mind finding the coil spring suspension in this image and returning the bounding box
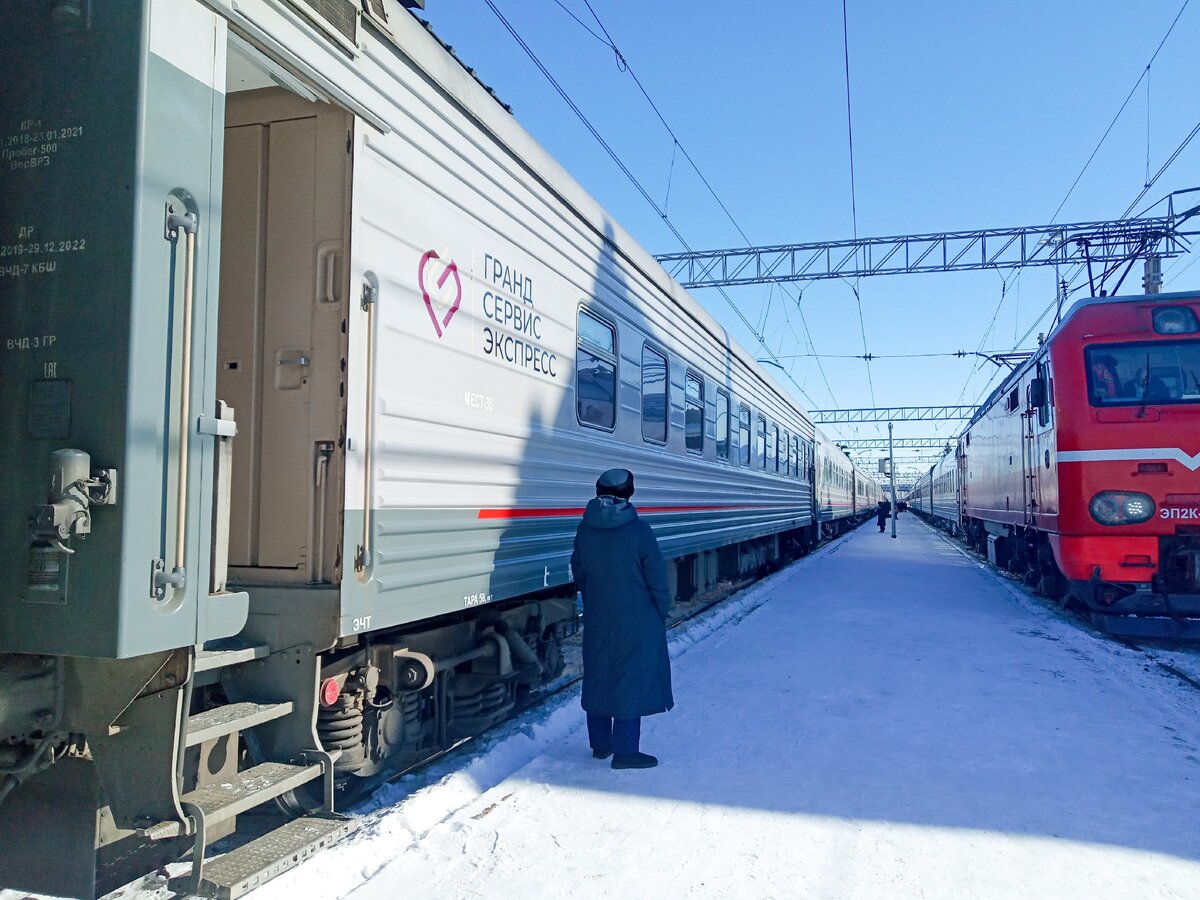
[317,694,366,771]
[400,693,422,741]
[453,682,508,717]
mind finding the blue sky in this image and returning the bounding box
[423,1,1200,475]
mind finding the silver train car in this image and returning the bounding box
[908,449,962,534]
[0,1,876,895]
[814,429,885,531]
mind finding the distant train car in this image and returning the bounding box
[909,449,960,533]
[956,290,1200,636]
[0,2,862,896]
[813,431,877,535]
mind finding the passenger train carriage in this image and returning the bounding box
[0,1,876,896]
[909,290,1200,637]
[908,449,960,534]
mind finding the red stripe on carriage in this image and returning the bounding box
[476,504,795,520]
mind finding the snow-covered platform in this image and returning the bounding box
[250,517,1200,899]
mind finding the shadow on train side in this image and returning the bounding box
[485,214,812,677]
[502,517,1200,865]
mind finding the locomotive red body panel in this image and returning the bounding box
[951,290,1200,631]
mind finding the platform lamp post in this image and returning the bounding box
[888,422,898,539]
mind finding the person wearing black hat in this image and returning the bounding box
[571,468,673,769]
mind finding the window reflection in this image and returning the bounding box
[642,345,668,443]
[685,372,704,453]
[1085,341,1200,407]
[577,309,616,429]
[716,390,730,460]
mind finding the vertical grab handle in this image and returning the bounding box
[157,202,199,594]
[355,273,379,576]
[316,241,342,306]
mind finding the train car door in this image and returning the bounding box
[1022,376,1036,525]
[805,438,818,529]
[1029,359,1055,525]
[218,87,350,581]
[957,436,968,522]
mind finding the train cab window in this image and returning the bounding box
[685,371,704,453]
[755,416,767,469]
[715,389,731,460]
[641,344,669,443]
[576,308,617,429]
[1085,341,1200,407]
[738,406,751,465]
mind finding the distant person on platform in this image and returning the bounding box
[571,468,673,770]
[877,499,891,533]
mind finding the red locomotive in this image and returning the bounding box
[918,289,1200,637]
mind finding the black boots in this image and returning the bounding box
[592,748,612,760]
[611,752,658,769]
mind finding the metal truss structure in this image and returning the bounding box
[835,437,954,451]
[810,406,977,424]
[862,453,949,466]
[655,204,1200,290]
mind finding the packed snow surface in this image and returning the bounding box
[41,517,1200,899]
[255,518,1200,899]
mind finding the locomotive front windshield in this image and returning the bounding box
[1086,341,1200,406]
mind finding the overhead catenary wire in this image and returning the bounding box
[954,0,1194,412]
[840,0,875,407]
[769,349,1035,361]
[1047,0,1190,226]
[569,0,839,407]
[954,1,1193,418]
[481,0,828,409]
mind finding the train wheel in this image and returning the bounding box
[540,629,565,682]
[1023,563,1039,588]
[1038,571,1066,601]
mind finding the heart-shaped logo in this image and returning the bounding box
[418,250,463,338]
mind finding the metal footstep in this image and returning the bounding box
[194,814,356,900]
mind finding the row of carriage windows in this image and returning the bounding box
[576,308,813,477]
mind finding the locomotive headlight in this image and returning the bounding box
[1152,306,1199,334]
[1089,490,1155,525]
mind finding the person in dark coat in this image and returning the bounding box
[876,499,891,532]
[571,468,672,770]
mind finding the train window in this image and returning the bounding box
[685,371,704,453]
[715,390,730,460]
[738,406,751,465]
[780,429,789,474]
[767,423,778,471]
[1085,341,1200,407]
[1005,386,1020,412]
[755,416,767,469]
[792,435,800,478]
[641,344,669,444]
[576,309,617,430]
